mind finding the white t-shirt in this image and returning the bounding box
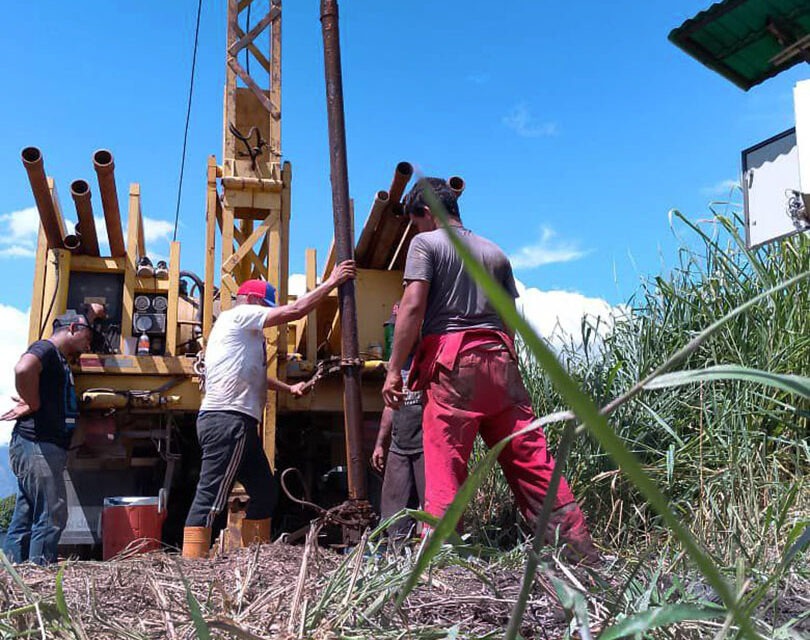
[200,305,270,420]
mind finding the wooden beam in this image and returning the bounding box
[223,214,277,275]
[137,208,146,258]
[166,242,180,355]
[270,7,282,158]
[220,197,235,311]
[228,7,280,57]
[28,227,48,344]
[121,184,141,347]
[47,178,68,239]
[227,58,280,120]
[203,156,218,341]
[305,248,318,363]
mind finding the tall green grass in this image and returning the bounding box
[408,186,810,639]
[517,211,809,567]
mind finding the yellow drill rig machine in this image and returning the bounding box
[20,0,419,554]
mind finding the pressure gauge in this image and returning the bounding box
[134,315,154,333]
[152,296,168,312]
[134,295,150,312]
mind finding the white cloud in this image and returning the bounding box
[0,246,36,258]
[0,305,30,445]
[0,207,39,259]
[288,273,307,297]
[0,207,174,259]
[515,280,623,353]
[502,102,558,138]
[701,179,740,197]
[142,217,175,244]
[509,227,589,269]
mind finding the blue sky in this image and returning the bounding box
[0,1,805,311]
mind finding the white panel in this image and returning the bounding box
[742,130,801,248]
[795,80,810,210]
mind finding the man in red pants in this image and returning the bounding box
[382,177,598,562]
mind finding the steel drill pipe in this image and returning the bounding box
[63,230,82,252]
[70,179,100,256]
[320,0,367,501]
[92,149,126,257]
[389,162,413,205]
[21,147,64,249]
[354,190,389,265]
[448,175,465,198]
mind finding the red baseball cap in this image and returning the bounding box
[237,279,277,307]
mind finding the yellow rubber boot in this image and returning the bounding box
[241,518,271,546]
[182,526,211,559]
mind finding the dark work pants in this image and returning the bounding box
[185,411,277,528]
[380,450,425,538]
[3,434,68,565]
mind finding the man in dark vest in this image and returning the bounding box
[2,312,92,564]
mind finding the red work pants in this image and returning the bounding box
[422,344,575,525]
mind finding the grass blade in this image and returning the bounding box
[644,365,810,398]
[598,605,726,640]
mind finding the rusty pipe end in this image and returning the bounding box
[93,149,114,172]
[396,162,414,178]
[375,190,389,203]
[448,175,465,197]
[63,232,82,252]
[70,179,91,199]
[21,146,43,168]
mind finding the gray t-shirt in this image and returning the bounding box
[403,227,519,335]
[390,368,423,454]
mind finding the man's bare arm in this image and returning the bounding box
[263,260,356,328]
[371,406,394,472]
[267,377,308,398]
[1,354,42,421]
[389,280,429,373]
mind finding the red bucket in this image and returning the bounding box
[102,496,166,560]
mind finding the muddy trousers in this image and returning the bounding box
[422,345,577,526]
[380,450,425,538]
[185,411,277,529]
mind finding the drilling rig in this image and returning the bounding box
[20,0,420,554]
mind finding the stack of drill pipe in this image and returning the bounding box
[68,179,100,256]
[93,149,126,257]
[363,162,414,268]
[20,147,64,250]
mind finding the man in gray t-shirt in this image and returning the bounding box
[383,177,598,564]
[404,227,519,336]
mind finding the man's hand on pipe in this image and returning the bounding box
[328,260,357,286]
[382,369,405,409]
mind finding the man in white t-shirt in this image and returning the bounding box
[183,260,356,558]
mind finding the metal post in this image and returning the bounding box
[320,0,367,502]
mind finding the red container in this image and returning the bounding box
[102,496,166,560]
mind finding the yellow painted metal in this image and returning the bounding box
[39,248,71,341]
[71,256,126,274]
[28,227,48,344]
[166,242,181,355]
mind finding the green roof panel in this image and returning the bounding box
[669,0,810,90]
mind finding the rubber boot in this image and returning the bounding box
[182,526,211,559]
[545,503,600,565]
[241,518,271,546]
